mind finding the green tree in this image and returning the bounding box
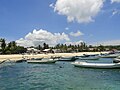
[0,38,6,54]
[7,41,17,54]
[43,43,49,49]
[15,46,27,54]
[38,45,42,50]
[98,45,105,51]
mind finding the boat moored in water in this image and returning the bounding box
[30,58,43,60]
[58,56,78,61]
[100,52,120,58]
[113,58,120,63]
[27,58,58,64]
[76,54,100,60]
[71,61,120,69]
[15,59,27,63]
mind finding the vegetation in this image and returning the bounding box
[35,42,120,53]
[34,42,120,53]
[53,42,89,53]
[0,38,27,54]
[0,38,120,54]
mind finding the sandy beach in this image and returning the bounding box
[0,52,108,62]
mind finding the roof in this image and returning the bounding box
[43,49,50,52]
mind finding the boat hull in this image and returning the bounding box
[72,62,120,69]
[15,59,27,63]
[27,59,57,64]
[30,58,43,60]
[113,58,120,63]
[78,57,99,60]
[100,54,120,58]
[58,56,77,61]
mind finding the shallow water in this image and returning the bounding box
[0,58,120,90]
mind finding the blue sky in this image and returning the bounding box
[0,0,120,47]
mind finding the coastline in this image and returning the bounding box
[0,52,108,62]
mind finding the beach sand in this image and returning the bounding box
[0,52,108,62]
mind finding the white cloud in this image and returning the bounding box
[111,0,120,3]
[53,0,104,23]
[49,3,54,8]
[69,31,84,37]
[65,40,84,45]
[16,38,34,47]
[16,29,70,47]
[91,40,120,46]
[112,9,120,16]
[65,27,69,30]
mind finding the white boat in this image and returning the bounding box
[71,61,120,69]
[77,54,100,60]
[27,58,57,64]
[113,58,120,63]
[15,59,27,63]
[58,56,78,61]
[100,53,120,58]
[30,58,43,60]
[78,56,99,60]
[117,56,120,59]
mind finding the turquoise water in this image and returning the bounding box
[0,58,120,90]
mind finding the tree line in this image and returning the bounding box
[0,38,27,54]
[35,42,88,52]
[35,42,120,53]
[1,38,120,54]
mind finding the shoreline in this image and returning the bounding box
[0,52,108,62]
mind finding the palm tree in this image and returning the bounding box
[43,43,49,49]
[8,41,18,54]
[0,38,6,54]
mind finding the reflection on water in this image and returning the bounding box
[0,58,120,90]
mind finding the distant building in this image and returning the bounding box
[27,48,41,54]
[105,48,110,51]
[52,49,61,53]
[42,49,54,53]
[89,48,94,51]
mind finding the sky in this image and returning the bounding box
[0,0,120,47]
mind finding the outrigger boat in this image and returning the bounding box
[100,52,120,58]
[113,58,120,63]
[58,56,78,61]
[71,61,120,69]
[15,59,27,63]
[27,58,57,64]
[30,58,43,60]
[76,54,100,60]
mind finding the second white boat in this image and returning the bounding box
[27,58,58,64]
[71,61,120,69]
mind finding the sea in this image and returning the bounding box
[0,58,120,90]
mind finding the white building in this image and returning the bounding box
[27,48,41,54]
